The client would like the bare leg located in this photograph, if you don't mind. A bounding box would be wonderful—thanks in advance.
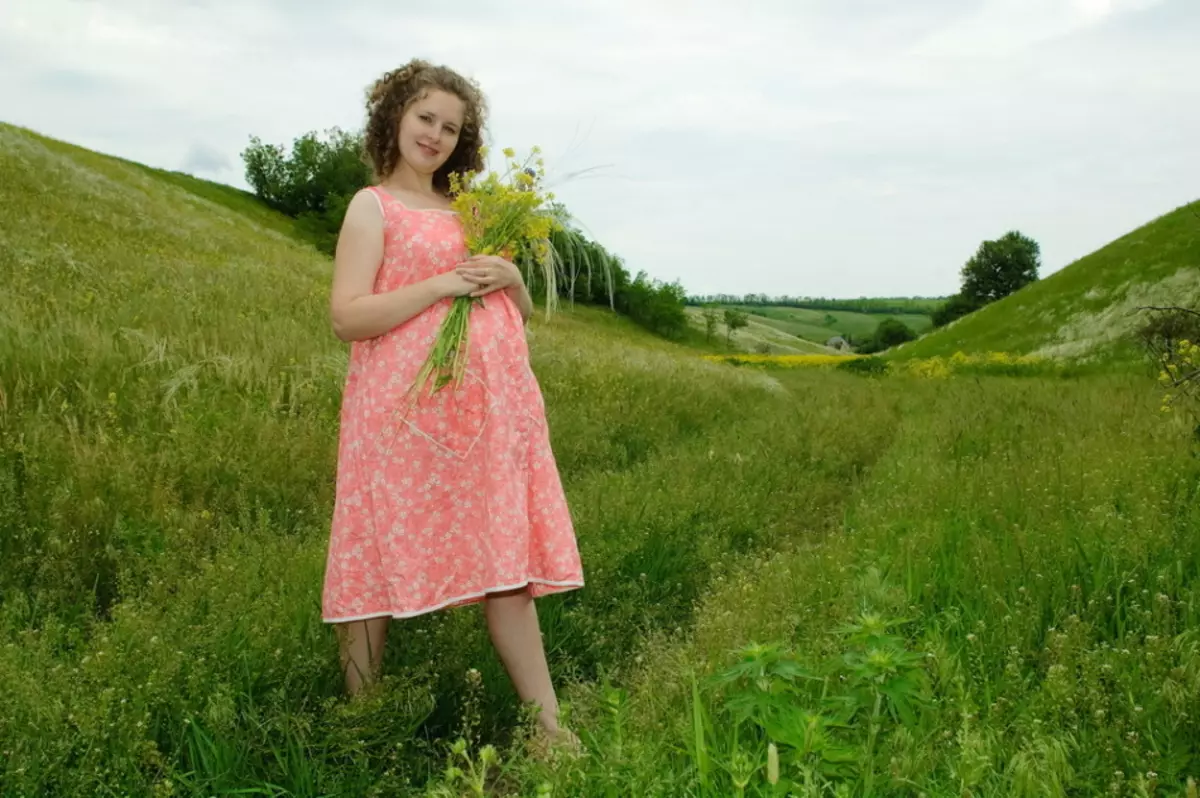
[337,617,389,695]
[483,587,565,735]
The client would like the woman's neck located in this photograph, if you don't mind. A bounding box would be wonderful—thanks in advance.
[387,162,438,196]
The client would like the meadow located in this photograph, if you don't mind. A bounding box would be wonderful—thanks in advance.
[730,305,934,346]
[3,123,1200,796]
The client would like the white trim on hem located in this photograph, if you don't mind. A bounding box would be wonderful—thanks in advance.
[322,578,584,624]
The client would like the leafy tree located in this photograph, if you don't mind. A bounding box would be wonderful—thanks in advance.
[931,292,981,328]
[241,128,370,254]
[960,231,1041,306]
[856,318,917,354]
[929,231,1040,328]
[723,308,749,346]
[701,304,721,342]
[616,272,689,339]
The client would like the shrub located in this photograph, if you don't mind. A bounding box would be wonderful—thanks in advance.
[838,356,889,376]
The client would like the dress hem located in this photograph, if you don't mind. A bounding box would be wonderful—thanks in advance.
[322,577,584,624]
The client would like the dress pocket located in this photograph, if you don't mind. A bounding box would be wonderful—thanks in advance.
[383,367,492,461]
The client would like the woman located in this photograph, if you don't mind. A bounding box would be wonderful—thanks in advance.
[321,58,584,751]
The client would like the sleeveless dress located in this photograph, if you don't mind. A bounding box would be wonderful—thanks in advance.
[321,186,584,623]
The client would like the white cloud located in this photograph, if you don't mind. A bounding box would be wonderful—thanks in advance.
[1,0,1197,299]
[911,0,1167,56]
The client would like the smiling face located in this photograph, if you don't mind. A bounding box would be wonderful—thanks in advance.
[363,60,488,193]
[397,89,466,177]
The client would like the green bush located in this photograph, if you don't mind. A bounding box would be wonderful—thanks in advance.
[614,271,689,340]
[241,127,370,256]
[838,356,889,376]
[856,318,917,354]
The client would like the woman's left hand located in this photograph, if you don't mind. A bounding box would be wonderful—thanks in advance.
[455,254,524,298]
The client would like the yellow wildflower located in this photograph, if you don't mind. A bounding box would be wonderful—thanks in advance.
[410,144,562,398]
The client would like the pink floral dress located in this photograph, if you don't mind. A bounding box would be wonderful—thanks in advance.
[321,186,584,623]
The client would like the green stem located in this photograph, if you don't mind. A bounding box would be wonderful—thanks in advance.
[863,689,883,797]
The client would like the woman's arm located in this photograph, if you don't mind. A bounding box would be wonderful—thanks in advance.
[329,190,467,342]
[505,282,534,324]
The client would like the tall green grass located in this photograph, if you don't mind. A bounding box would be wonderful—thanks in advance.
[435,373,1200,796]
[0,124,898,795]
[4,123,1199,797]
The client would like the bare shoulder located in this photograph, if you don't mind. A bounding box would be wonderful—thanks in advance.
[342,187,386,230]
[334,189,386,279]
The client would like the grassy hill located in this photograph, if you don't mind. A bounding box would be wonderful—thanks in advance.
[735,304,933,345]
[686,303,934,353]
[891,200,1200,363]
[683,306,840,354]
[3,123,1200,797]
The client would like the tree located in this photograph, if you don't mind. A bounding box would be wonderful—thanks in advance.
[615,271,689,339]
[701,304,721,342]
[723,308,749,346]
[960,231,1041,307]
[241,127,370,254]
[931,292,981,328]
[857,318,917,354]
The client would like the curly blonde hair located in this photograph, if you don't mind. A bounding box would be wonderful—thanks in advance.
[363,59,488,193]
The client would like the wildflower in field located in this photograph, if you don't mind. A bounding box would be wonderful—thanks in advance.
[1156,339,1199,414]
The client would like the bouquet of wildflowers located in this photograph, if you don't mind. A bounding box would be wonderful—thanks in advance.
[409,146,563,399]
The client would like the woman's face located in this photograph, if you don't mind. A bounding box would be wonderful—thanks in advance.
[397,89,465,176]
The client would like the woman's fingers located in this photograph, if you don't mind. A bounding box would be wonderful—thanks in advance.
[457,267,492,284]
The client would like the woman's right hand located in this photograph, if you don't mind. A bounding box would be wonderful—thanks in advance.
[429,270,477,299]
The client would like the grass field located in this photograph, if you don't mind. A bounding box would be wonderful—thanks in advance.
[4,123,1200,796]
[683,307,839,355]
[734,305,934,346]
[891,201,1200,365]
[684,303,935,353]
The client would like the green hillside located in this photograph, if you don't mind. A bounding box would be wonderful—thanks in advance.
[892,200,1200,363]
[683,306,839,354]
[683,303,933,355]
[3,123,1200,796]
[736,304,933,345]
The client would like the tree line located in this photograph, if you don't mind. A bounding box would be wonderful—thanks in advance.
[686,295,946,317]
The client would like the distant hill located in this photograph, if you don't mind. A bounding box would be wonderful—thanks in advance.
[682,307,842,354]
[891,200,1200,364]
[684,301,935,353]
[732,305,933,347]
[687,295,946,316]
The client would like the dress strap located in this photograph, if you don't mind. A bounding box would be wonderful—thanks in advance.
[363,186,387,218]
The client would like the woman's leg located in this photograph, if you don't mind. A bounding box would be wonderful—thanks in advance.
[337,617,390,695]
[483,586,565,734]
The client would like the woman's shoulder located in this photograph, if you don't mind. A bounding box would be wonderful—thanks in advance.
[342,186,389,223]
[337,188,390,240]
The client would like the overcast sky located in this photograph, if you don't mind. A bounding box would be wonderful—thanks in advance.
[2,0,1197,298]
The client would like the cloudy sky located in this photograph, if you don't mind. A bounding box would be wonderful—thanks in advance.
[2,0,1197,298]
